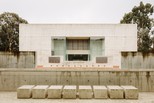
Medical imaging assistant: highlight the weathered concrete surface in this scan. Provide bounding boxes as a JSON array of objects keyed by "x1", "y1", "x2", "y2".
[
  {"x1": 0, "y1": 69, "x2": 154, "y2": 92},
  {"x1": 17, "y1": 85, "x2": 35, "y2": 99},
  {"x1": 0, "y1": 52, "x2": 35, "y2": 68},
  {"x1": 47, "y1": 85, "x2": 63, "y2": 99},
  {"x1": 63, "y1": 85, "x2": 76, "y2": 99},
  {"x1": 32, "y1": 85, "x2": 48, "y2": 99},
  {"x1": 121, "y1": 85, "x2": 138, "y2": 99},
  {"x1": 93, "y1": 85, "x2": 108, "y2": 99},
  {"x1": 79, "y1": 85, "x2": 93, "y2": 99},
  {"x1": 121, "y1": 52, "x2": 154, "y2": 69},
  {"x1": 107, "y1": 85, "x2": 124, "y2": 99}
]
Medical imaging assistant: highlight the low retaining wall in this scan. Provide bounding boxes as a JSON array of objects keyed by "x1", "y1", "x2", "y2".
[
  {"x1": 0, "y1": 52, "x2": 35, "y2": 68},
  {"x1": 0, "y1": 68, "x2": 154, "y2": 92},
  {"x1": 121, "y1": 52, "x2": 154, "y2": 69}
]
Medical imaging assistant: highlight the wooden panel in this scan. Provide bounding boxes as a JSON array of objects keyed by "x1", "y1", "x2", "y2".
[
  {"x1": 49, "y1": 57, "x2": 60, "y2": 63},
  {"x1": 96, "y1": 57, "x2": 107, "y2": 63}
]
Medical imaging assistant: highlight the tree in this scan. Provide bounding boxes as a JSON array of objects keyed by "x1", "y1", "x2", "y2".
[
  {"x1": 120, "y1": 2, "x2": 154, "y2": 52},
  {"x1": 0, "y1": 12, "x2": 28, "y2": 52}
]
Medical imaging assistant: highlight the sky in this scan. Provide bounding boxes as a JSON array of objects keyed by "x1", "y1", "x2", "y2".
[{"x1": 0, "y1": 0, "x2": 154, "y2": 24}]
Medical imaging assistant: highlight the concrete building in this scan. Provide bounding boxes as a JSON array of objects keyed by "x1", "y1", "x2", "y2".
[{"x1": 19, "y1": 24, "x2": 137, "y2": 68}]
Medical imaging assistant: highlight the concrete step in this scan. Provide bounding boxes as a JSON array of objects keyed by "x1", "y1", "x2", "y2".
[
  {"x1": 121, "y1": 85, "x2": 138, "y2": 99},
  {"x1": 79, "y1": 85, "x2": 93, "y2": 99},
  {"x1": 93, "y1": 85, "x2": 108, "y2": 99},
  {"x1": 17, "y1": 85, "x2": 35, "y2": 99},
  {"x1": 107, "y1": 85, "x2": 124, "y2": 99},
  {"x1": 63, "y1": 85, "x2": 77, "y2": 99},
  {"x1": 47, "y1": 85, "x2": 63, "y2": 99},
  {"x1": 32, "y1": 85, "x2": 49, "y2": 99}
]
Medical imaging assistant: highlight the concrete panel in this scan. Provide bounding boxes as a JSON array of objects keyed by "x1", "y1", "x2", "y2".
[
  {"x1": 107, "y1": 85, "x2": 124, "y2": 99},
  {"x1": 17, "y1": 85, "x2": 35, "y2": 99},
  {"x1": 47, "y1": 85, "x2": 63, "y2": 99},
  {"x1": 79, "y1": 85, "x2": 93, "y2": 99},
  {"x1": 32, "y1": 85, "x2": 49, "y2": 99},
  {"x1": 63, "y1": 85, "x2": 76, "y2": 99},
  {"x1": 93, "y1": 85, "x2": 108, "y2": 99},
  {"x1": 121, "y1": 86, "x2": 138, "y2": 99}
]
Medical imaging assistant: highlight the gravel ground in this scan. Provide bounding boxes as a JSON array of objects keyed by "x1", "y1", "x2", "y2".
[{"x1": 0, "y1": 92, "x2": 154, "y2": 103}]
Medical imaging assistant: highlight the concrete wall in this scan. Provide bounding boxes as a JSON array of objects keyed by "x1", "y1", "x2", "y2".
[
  {"x1": 19, "y1": 24, "x2": 137, "y2": 68},
  {"x1": 121, "y1": 52, "x2": 154, "y2": 69},
  {"x1": 0, "y1": 52, "x2": 35, "y2": 68},
  {"x1": 0, "y1": 68, "x2": 153, "y2": 92}
]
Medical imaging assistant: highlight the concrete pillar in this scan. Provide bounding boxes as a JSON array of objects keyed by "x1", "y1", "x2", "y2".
[
  {"x1": 17, "y1": 85, "x2": 35, "y2": 99},
  {"x1": 93, "y1": 85, "x2": 108, "y2": 99},
  {"x1": 32, "y1": 85, "x2": 49, "y2": 99},
  {"x1": 79, "y1": 85, "x2": 93, "y2": 99}
]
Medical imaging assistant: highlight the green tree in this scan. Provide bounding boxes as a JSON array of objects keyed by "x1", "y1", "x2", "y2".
[
  {"x1": 0, "y1": 12, "x2": 28, "y2": 52},
  {"x1": 120, "y1": 2, "x2": 154, "y2": 52}
]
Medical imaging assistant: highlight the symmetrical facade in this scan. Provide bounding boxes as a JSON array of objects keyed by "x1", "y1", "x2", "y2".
[{"x1": 19, "y1": 24, "x2": 137, "y2": 68}]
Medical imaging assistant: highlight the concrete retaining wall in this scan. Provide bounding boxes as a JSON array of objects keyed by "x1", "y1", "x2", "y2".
[
  {"x1": 0, "y1": 52, "x2": 35, "y2": 68},
  {"x1": 121, "y1": 52, "x2": 154, "y2": 69},
  {"x1": 0, "y1": 68, "x2": 153, "y2": 92}
]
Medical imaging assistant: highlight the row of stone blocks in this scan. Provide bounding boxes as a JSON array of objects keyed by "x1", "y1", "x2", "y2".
[{"x1": 17, "y1": 85, "x2": 138, "y2": 99}]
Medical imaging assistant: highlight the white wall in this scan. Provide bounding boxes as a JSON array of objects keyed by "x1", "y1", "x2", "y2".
[{"x1": 19, "y1": 24, "x2": 137, "y2": 68}]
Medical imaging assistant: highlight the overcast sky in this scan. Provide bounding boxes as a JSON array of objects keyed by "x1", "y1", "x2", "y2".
[{"x1": 0, "y1": 0, "x2": 154, "y2": 24}]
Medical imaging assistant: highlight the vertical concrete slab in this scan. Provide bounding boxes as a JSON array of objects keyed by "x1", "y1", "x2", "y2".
[
  {"x1": 32, "y1": 85, "x2": 49, "y2": 99},
  {"x1": 107, "y1": 85, "x2": 124, "y2": 99},
  {"x1": 121, "y1": 85, "x2": 138, "y2": 99},
  {"x1": 63, "y1": 85, "x2": 77, "y2": 99},
  {"x1": 47, "y1": 85, "x2": 63, "y2": 99},
  {"x1": 93, "y1": 85, "x2": 108, "y2": 99},
  {"x1": 79, "y1": 85, "x2": 93, "y2": 99},
  {"x1": 17, "y1": 85, "x2": 35, "y2": 99}
]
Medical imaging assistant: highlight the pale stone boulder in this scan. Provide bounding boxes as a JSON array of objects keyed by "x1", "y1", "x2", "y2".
[
  {"x1": 93, "y1": 85, "x2": 108, "y2": 99},
  {"x1": 107, "y1": 85, "x2": 124, "y2": 99},
  {"x1": 79, "y1": 85, "x2": 93, "y2": 99},
  {"x1": 47, "y1": 85, "x2": 63, "y2": 99},
  {"x1": 32, "y1": 85, "x2": 49, "y2": 99},
  {"x1": 17, "y1": 85, "x2": 35, "y2": 99},
  {"x1": 121, "y1": 86, "x2": 138, "y2": 99},
  {"x1": 63, "y1": 85, "x2": 77, "y2": 99}
]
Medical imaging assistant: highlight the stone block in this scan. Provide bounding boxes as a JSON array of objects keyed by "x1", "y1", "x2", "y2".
[
  {"x1": 79, "y1": 85, "x2": 93, "y2": 99},
  {"x1": 107, "y1": 85, "x2": 124, "y2": 99},
  {"x1": 17, "y1": 85, "x2": 35, "y2": 99},
  {"x1": 93, "y1": 85, "x2": 108, "y2": 99},
  {"x1": 32, "y1": 85, "x2": 49, "y2": 99},
  {"x1": 47, "y1": 85, "x2": 63, "y2": 99},
  {"x1": 121, "y1": 86, "x2": 138, "y2": 99},
  {"x1": 63, "y1": 85, "x2": 76, "y2": 99}
]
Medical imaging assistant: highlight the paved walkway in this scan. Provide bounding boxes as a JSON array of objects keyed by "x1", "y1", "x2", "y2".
[{"x1": 0, "y1": 92, "x2": 154, "y2": 103}]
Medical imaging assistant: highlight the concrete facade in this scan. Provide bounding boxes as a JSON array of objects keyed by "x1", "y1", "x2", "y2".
[{"x1": 19, "y1": 24, "x2": 137, "y2": 68}]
